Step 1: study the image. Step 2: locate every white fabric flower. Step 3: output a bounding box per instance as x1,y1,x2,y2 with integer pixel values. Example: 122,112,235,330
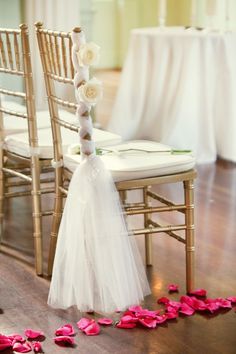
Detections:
77,42,100,67
78,78,103,106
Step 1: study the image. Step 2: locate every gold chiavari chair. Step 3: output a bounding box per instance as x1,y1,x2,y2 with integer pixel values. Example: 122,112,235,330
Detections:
0,24,120,276
36,23,197,292
0,24,53,275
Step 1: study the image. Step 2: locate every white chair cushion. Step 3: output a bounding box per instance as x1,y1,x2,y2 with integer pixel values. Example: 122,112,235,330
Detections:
4,127,122,159
2,101,77,135
63,141,196,182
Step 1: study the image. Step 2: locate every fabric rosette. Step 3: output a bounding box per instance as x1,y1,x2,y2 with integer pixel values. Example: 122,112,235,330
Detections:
77,77,103,106
76,42,100,67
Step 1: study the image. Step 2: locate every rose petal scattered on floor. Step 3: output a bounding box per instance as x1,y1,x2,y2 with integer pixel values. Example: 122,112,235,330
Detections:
32,341,42,353
116,321,137,329
12,341,32,353
189,288,207,297
24,329,44,339
77,318,93,330
226,296,236,303
83,321,100,336
97,318,113,325
128,305,143,312
0,335,12,351
168,284,179,292
157,297,170,305
179,303,195,316
53,336,75,346
55,324,75,336
138,318,157,328
8,334,25,344
166,310,179,319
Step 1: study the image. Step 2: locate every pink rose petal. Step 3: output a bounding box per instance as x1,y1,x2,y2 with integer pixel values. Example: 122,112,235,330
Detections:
53,336,75,346
0,335,12,351
227,296,236,303
205,298,217,304
128,305,143,313
116,321,137,329
189,288,207,297
205,299,220,313
77,318,93,330
7,334,25,343
120,315,138,324
179,303,195,316
166,310,179,319
12,341,32,353
122,310,135,317
180,295,194,308
24,329,44,339
156,314,168,324
168,284,179,292
167,300,182,311
191,298,207,311
216,298,232,309
138,318,157,328
83,321,100,336
32,341,42,353
135,309,157,319
166,305,178,313
157,297,170,305
55,324,75,336
155,310,161,316
97,318,113,325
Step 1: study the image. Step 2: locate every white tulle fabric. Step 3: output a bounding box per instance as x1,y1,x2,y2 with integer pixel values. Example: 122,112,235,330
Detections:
48,30,150,313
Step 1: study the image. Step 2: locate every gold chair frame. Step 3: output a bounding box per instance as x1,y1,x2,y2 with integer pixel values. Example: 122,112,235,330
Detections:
36,23,196,292
0,24,53,275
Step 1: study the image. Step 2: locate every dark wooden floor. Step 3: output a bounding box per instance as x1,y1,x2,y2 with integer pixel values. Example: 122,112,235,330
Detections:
1,159,236,354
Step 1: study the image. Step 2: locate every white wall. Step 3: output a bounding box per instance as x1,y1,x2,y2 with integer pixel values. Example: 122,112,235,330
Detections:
92,0,158,68
195,0,236,30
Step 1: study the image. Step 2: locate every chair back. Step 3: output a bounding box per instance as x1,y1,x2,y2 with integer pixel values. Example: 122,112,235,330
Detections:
35,22,79,163
0,24,38,149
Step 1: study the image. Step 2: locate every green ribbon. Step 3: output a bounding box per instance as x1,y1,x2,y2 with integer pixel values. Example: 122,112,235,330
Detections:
72,147,192,156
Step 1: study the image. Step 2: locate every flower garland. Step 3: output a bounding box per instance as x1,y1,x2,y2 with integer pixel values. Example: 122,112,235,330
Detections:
71,28,102,157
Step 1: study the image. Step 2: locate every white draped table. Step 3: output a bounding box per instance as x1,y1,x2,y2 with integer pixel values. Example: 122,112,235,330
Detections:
108,27,236,163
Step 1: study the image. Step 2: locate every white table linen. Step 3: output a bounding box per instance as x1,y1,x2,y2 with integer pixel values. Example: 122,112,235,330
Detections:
108,27,236,163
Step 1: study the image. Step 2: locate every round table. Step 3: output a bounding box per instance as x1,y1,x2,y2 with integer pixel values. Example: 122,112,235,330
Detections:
108,27,236,163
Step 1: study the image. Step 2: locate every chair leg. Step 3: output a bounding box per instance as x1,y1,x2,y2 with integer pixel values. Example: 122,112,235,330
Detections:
184,179,195,293
48,168,63,276
143,186,153,266
31,156,43,275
